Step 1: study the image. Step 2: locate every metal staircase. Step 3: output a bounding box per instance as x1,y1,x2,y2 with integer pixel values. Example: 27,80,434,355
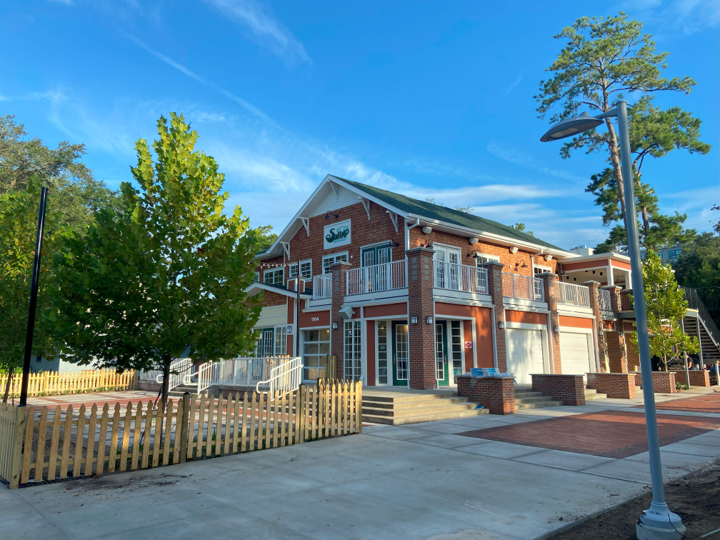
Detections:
682,287,720,364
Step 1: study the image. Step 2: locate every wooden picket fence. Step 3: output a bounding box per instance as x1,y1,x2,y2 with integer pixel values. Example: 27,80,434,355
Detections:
0,380,361,489
0,369,138,398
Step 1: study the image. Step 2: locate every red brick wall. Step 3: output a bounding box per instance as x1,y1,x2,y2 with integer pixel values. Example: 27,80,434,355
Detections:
261,290,287,307
484,262,507,372
531,374,586,406
457,376,515,415
586,373,636,399
650,371,676,393
539,272,562,373
605,329,628,373
673,370,710,387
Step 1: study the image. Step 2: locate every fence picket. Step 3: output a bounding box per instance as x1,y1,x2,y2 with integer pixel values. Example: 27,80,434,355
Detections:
97,404,109,475
47,407,62,481
279,391,286,447
72,405,86,478
163,400,173,466
108,404,120,473
20,407,35,484
119,403,132,472
224,394,233,456
197,395,207,458
239,393,248,453
0,369,137,398
173,400,184,465
58,406,72,479
131,402,143,470
34,408,48,482
272,391,280,449
151,402,163,467
141,403,152,469
263,392,271,450
248,392,257,451
215,395,223,457
84,404,98,476
187,395,197,460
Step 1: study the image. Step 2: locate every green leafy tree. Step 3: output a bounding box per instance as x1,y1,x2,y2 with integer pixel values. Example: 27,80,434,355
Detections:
509,223,535,237
535,13,705,250
674,233,720,327
0,182,62,401
255,224,278,251
0,114,121,233
50,113,264,404
628,251,698,371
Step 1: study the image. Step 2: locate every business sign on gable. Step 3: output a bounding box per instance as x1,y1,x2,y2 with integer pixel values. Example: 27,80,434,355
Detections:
324,219,351,249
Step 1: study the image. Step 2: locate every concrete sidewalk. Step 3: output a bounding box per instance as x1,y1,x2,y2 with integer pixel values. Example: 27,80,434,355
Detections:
1,389,717,540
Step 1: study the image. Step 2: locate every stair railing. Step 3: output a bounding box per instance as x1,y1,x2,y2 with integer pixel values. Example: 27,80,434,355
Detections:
256,357,303,400
156,357,195,392
682,286,720,348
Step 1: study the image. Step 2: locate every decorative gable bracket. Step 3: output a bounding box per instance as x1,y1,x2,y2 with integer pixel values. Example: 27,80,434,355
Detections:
279,241,290,258
359,198,371,220
386,211,399,233
300,217,310,236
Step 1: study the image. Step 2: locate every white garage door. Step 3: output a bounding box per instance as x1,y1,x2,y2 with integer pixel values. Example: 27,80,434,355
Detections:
506,329,545,385
559,332,592,375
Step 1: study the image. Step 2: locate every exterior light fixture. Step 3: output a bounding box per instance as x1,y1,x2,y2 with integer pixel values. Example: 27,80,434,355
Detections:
425,242,433,249
410,315,418,324
422,226,432,234
510,246,519,254
332,321,338,330
553,326,560,333
545,255,553,261
425,316,432,325
468,237,479,245
498,321,505,329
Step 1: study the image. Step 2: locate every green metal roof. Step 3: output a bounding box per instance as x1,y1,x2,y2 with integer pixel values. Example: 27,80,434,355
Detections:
335,177,565,252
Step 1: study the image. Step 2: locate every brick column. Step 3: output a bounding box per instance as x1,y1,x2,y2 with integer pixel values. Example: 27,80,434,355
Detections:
482,261,507,372
330,261,352,380
539,272,561,373
407,247,436,389
601,286,628,373
583,280,604,372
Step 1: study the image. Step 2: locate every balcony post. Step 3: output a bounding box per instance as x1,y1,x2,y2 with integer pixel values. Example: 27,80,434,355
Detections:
538,272,562,373
583,281,606,373
406,247,437,389
330,261,353,380
482,261,508,373
601,286,629,373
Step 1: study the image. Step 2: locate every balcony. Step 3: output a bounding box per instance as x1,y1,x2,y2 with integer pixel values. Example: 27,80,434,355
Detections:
600,288,613,313
312,274,332,300
620,289,634,311
346,260,407,296
502,273,545,302
433,261,488,294
556,282,591,308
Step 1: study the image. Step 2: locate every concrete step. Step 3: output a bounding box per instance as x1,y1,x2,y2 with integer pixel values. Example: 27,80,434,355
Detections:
513,391,544,399
584,391,608,400
362,396,470,410
515,400,563,410
363,402,478,418
361,392,462,404
363,407,488,426
514,395,557,405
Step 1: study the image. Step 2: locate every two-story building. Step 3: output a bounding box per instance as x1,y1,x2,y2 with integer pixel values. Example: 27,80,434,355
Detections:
246,174,648,390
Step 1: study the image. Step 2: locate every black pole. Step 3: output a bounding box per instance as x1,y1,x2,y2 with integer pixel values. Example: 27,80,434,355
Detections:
19,187,49,407
295,261,301,357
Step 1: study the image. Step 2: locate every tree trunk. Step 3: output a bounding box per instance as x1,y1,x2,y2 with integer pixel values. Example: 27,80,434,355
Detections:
640,205,650,244
604,119,627,224
2,367,13,404
161,357,171,407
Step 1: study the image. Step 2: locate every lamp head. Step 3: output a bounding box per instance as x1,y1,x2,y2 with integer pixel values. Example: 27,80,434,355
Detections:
540,112,603,142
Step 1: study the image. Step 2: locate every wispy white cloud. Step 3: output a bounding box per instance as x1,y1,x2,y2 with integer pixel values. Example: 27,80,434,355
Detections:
47,0,73,5
202,0,311,64
615,0,719,35
504,71,524,96
486,142,587,184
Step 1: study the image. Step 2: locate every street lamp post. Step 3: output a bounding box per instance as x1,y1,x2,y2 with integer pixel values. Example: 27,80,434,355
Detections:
541,100,686,540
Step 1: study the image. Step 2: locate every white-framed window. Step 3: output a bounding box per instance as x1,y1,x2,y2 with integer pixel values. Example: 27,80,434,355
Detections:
344,320,362,381
475,253,500,265
274,325,287,356
299,259,312,279
254,272,260,282
302,328,331,381
264,267,284,285
322,251,349,274
533,265,552,275
289,263,298,278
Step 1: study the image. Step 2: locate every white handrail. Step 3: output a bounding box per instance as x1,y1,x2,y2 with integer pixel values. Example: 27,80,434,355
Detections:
433,261,488,294
502,273,545,302
557,282,591,308
152,357,194,391
599,288,613,312
312,274,332,299
197,356,290,394
346,259,407,295
256,357,303,400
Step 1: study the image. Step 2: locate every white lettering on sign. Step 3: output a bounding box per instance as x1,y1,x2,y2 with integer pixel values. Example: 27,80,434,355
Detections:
311,317,319,322
464,341,473,349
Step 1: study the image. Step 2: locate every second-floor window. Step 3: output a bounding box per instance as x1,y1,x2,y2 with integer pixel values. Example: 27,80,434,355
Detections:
289,259,313,280
668,249,681,260
475,253,500,265
264,267,284,285
322,252,348,274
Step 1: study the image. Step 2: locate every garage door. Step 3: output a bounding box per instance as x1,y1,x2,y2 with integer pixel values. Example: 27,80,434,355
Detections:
506,329,545,385
559,332,592,375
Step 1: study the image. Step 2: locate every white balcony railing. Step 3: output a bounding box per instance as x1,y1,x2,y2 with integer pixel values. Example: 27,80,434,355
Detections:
600,288,613,312
312,274,332,300
556,282,591,308
502,273,545,302
433,261,488,294
346,259,407,296
197,356,290,394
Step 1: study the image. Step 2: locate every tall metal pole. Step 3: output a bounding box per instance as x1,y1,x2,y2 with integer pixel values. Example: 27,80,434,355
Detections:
19,187,49,407
617,101,685,538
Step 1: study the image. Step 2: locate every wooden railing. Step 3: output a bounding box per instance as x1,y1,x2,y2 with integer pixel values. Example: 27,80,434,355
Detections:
0,380,362,489
502,273,545,302
556,282,591,308
346,260,407,296
0,369,137,398
433,262,488,294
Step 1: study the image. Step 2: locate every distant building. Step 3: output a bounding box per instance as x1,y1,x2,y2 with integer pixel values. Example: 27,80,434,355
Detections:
639,246,683,264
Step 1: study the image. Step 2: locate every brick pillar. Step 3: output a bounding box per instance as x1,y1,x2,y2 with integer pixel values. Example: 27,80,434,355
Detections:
482,261,507,372
407,247,436,389
601,286,628,373
583,280,604,372
330,261,352,380
539,272,562,373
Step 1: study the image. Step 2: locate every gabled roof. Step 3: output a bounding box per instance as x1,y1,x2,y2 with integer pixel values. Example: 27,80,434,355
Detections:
336,177,564,252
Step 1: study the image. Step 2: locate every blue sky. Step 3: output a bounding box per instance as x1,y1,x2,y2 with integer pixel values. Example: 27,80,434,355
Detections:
2,0,718,249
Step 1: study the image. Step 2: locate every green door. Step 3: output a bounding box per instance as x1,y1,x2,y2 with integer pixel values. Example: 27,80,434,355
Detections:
260,328,274,357
435,321,450,386
392,321,409,386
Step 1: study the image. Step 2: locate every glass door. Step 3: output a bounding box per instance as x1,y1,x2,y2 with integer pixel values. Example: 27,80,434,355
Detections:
449,321,464,385
361,245,392,292
260,328,274,357
435,321,450,386
434,246,461,289
377,321,390,385
392,321,409,386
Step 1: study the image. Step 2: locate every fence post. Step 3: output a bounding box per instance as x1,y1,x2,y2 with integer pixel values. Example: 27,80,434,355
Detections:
179,393,190,464
297,385,305,443
9,406,27,489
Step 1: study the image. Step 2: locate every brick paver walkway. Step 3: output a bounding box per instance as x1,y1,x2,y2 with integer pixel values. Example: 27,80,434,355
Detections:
458,410,720,459
647,393,720,414
26,390,159,410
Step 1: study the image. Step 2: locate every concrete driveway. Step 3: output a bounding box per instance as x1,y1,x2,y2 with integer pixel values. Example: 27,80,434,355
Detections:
2,389,718,540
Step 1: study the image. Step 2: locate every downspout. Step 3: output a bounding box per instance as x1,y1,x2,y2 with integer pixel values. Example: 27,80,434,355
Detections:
405,218,420,251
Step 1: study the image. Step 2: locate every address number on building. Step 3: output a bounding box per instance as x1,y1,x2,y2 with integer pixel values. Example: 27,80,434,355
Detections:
311,317,320,322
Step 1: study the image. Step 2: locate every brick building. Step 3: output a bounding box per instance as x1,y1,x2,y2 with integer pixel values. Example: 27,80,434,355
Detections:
245,175,718,390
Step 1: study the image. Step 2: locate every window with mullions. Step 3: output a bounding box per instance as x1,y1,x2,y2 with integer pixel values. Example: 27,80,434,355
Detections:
274,326,287,356
344,320,362,381
302,329,330,380
300,260,312,279
264,268,284,285
322,252,348,274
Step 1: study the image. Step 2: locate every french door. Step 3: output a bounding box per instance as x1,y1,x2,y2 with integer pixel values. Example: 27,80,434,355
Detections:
392,321,409,386
361,245,392,292
434,246,461,290
435,322,449,386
